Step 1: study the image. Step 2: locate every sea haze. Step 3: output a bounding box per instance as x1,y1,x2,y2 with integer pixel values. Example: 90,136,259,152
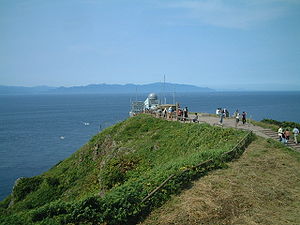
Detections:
0,83,213,95
0,92,300,200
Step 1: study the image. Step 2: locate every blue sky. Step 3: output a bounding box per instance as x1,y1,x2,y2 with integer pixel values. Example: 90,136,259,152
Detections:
0,0,300,90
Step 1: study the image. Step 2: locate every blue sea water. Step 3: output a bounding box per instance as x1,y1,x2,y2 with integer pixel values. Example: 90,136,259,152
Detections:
0,92,300,200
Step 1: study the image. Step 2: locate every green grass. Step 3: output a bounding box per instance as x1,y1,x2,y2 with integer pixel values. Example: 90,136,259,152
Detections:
0,114,249,225
249,118,300,131
248,119,279,131
139,137,300,225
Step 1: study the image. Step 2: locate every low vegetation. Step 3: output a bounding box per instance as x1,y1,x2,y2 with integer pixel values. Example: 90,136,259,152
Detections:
140,137,300,225
0,114,251,225
261,118,300,130
249,119,279,131
250,118,300,131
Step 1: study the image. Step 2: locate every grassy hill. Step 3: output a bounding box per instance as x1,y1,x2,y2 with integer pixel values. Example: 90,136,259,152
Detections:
139,137,300,225
0,114,252,225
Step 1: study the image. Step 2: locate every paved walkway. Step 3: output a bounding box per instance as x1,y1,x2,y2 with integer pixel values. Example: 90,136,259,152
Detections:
187,114,300,152
194,115,268,137
152,113,300,152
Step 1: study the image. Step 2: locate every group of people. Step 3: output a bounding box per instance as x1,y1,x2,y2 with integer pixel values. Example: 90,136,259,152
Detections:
162,106,174,119
234,110,247,127
216,108,227,125
177,106,189,121
159,106,189,121
216,108,229,118
278,127,299,144
216,108,247,126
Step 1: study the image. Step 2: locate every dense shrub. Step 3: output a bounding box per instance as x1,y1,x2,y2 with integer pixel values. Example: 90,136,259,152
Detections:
0,210,31,225
100,155,140,189
45,177,60,187
0,196,12,209
67,196,104,224
101,181,144,225
13,177,43,201
31,200,70,222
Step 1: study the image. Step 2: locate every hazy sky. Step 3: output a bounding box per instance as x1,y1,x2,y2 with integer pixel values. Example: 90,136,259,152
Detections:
1,0,300,90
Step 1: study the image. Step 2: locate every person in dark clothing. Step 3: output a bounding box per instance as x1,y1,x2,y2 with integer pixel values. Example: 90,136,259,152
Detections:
183,107,188,120
193,113,199,123
220,108,225,125
242,111,247,124
225,109,229,118
281,131,287,144
285,129,290,141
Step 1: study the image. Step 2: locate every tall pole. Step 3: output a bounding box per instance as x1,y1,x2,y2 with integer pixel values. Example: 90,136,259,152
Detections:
173,87,176,105
135,87,138,101
176,102,178,120
164,74,166,104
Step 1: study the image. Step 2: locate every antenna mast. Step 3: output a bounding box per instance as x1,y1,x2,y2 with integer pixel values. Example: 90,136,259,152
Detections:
135,86,138,101
173,87,176,105
164,74,166,104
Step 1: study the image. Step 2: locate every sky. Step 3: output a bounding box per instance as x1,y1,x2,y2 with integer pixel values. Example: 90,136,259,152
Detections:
0,0,300,91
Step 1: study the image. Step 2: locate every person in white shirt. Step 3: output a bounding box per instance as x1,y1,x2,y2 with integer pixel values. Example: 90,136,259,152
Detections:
278,127,283,142
193,113,199,123
235,111,240,128
292,127,299,144
168,106,173,119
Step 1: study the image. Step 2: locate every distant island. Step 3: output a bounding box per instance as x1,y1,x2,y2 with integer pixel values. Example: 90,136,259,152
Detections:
0,83,214,95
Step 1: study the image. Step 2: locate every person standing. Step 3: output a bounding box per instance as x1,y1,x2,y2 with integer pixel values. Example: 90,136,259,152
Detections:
242,111,247,125
293,127,299,144
168,106,173,119
281,131,287,144
177,108,182,120
183,107,188,121
235,111,240,128
223,108,227,118
278,127,283,142
226,109,229,118
163,108,167,118
233,109,239,119
219,109,225,125
284,129,290,142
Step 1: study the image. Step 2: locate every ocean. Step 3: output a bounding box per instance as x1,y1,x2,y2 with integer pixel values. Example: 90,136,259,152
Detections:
1,92,300,200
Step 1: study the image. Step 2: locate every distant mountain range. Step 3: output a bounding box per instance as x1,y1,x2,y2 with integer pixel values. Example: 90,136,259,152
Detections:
0,83,214,95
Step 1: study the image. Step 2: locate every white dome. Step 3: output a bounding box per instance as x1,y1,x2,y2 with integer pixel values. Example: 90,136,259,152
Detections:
148,93,158,100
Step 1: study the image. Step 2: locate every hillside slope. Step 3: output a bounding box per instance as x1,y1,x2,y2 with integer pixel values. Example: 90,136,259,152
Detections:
0,114,250,225
139,137,300,225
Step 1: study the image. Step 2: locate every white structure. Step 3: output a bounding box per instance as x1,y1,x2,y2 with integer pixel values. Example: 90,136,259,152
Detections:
129,93,160,116
144,93,159,110
129,101,144,117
